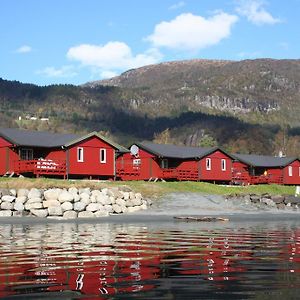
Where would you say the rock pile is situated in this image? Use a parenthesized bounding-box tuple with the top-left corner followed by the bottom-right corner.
(0, 186, 149, 219)
(226, 193, 300, 210)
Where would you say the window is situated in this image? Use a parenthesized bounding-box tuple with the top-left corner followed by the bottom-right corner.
(161, 159, 168, 169)
(100, 148, 106, 164)
(299, 167, 300, 177)
(20, 148, 33, 160)
(206, 158, 211, 170)
(288, 166, 293, 177)
(221, 159, 226, 171)
(77, 147, 84, 162)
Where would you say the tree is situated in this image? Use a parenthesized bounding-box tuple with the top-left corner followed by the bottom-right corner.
(199, 135, 217, 147)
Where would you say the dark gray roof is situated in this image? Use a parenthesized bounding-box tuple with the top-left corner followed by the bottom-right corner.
(233, 153, 298, 167)
(136, 141, 220, 159)
(0, 128, 129, 152)
(0, 127, 80, 148)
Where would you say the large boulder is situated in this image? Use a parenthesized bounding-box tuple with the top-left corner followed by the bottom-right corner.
(14, 202, 25, 211)
(58, 191, 74, 203)
(15, 196, 27, 204)
(0, 210, 12, 217)
(61, 202, 73, 212)
(78, 211, 94, 218)
(27, 197, 42, 204)
(17, 189, 29, 197)
(44, 188, 61, 201)
(28, 188, 41, 199)
(74, 201, 86, 212)
(86, 203, 101, 212)
(48, 206, 63, 216)
(1, 195, 16, 202)
(1, 202, 13, 210)
(31, 209, 48, 218)
(25, 202, 43, 210)
(63, 211, 77, 219)
(43, 200, 61, 208)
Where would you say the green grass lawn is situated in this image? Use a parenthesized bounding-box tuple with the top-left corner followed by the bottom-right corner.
(0, 178, 296, 198)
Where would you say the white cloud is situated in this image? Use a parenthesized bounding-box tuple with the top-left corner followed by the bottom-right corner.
(16, 45, 32, 53)
(146, 12, 238, 51)
(237, 51, 261, 59)
(236, 0, 281, 25)
(37, 65, 77, 78)
(66, 41, 162, 78)
(169, 1, 185, 10)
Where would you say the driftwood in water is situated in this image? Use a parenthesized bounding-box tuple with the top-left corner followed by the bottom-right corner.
(174, 216, 229, 222)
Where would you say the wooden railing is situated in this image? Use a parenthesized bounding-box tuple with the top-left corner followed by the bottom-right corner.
(177, 169, 199, 181)
(162, 168, 177, 179)
(14, 159, 66, 177)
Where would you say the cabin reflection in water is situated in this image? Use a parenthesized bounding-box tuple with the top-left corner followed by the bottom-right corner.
(0, 223, 299, 299)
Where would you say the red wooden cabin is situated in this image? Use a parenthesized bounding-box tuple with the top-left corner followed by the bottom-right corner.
(116, 142, 234, 183)
(232, 153, 300, 185)
(0, 127, 128, 179)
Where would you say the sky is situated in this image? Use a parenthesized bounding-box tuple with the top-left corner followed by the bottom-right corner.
(0, 0, 299, 86)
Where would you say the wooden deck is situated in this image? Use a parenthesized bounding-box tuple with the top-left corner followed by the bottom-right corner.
(14, 159, 66, 178)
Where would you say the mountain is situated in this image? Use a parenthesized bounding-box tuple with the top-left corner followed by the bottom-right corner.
(88, 58, 300, 126)
(1, 58, 300, 156)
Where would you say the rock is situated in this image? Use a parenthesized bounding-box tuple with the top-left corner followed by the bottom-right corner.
(112, 204, 122, 214)
(0, 189, 11, 196)
(94, 211, 109, 217)
(129, 192, 135, 199)
(14, 202, 25, 211)
(61, 202, 73, 211)
(80, 192, 90, 202)
(17, 189, 29, 197)
(9, 189, 17, 196)
(15, 196, 27, 204)
(0, 210, 12, 217)
(121, 206, 128, 213)
(27, 197, 42, 204)
(97, 194, 110, 205)
(271, 195, 285, 204)
(28, 188, 41, 199)
(1, 202, 13, 210)
(73, 194, 81, 202)
(250, 195, 260, 203)
(48, 206, 63, 216)
(116, 198, 126, 207)
(43, 200, 61, 208)
(44, 188, 61, 201)
(63, 211, 77, 219)
(25, 202, 43, 210)
(123, 192, 130, 200)
(1, 195, 16, 202)
(79, 188, 91, 195)
(277, 203, 286, 210)
(13, 211, 28, 217)
(284, 196, 300, 205)
(74, 201, 86, 212)
(109, 196, 116, 205)
(108, 188, 124, 199)
(127, 206, 142, 213)
(104, 205, 113, 213)
(101, 188, 108, 195)
(58, 191, 74, 203)
(132, 198, 142, 206)
(68, 187, 78, 196)
(126, 200, 134, 207)
(31, 209, 48, 218)
(78, 211, 94, 218)
(261, 198, 276, 207)
(86, 203, 101, 212)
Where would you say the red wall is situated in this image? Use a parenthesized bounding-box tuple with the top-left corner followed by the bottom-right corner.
(199, 150, 232, 181)
(283, 160, 300, 185)
(64, 136, 116, 177)
(0, 137, 19, 175)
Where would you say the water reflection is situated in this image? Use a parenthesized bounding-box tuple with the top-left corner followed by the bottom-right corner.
(0, 221, 299, 299)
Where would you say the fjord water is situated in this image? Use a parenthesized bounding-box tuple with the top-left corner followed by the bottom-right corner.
(0, 193, 299, 299)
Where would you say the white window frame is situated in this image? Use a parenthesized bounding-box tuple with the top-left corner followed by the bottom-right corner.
(100, 148, 106, 164)
(288, 165, 293, 177)
(221, 159, 226, 171)
(206, 158, 211, 171)
(77, 147, 84, 162)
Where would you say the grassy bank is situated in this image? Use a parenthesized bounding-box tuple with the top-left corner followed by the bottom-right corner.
(0, 178, 297, 198)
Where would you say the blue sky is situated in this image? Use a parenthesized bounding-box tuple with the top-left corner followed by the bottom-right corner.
(1, 0, 299, 86)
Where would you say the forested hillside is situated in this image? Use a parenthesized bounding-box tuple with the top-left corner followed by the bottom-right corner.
(1, 58, 300, 156)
